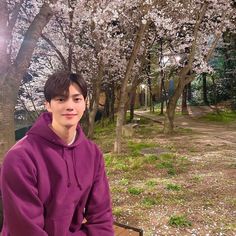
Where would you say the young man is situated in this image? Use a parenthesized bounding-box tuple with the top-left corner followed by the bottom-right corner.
(1, 71, 114, 235)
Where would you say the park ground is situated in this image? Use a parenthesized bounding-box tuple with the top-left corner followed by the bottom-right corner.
(94, 107, 236, 236)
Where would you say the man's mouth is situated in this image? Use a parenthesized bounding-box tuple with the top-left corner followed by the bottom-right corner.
(62, 114, 77, 117)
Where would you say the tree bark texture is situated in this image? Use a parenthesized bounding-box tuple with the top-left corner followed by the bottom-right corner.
(0, 2, 57, 160)
(164, 78, 186, 133)
(182, 85, 188, 114)
(88, 59, 104, 139)
(202, 73, 209, 105)
(114, 22, 148, 153)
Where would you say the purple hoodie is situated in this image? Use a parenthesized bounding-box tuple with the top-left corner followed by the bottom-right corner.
(1, 112, 114, 236)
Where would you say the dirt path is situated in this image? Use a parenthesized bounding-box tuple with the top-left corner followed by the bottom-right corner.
(117, 110, 236, 235)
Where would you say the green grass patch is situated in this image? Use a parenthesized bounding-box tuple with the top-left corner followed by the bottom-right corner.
(144, 155, 159, 164)
(119, 178, 129, 186)
(155, 153, 190, 176)
(146, 180, 158, 187)
(128, 187, 143, 195)
(166, 183, 181, 191)
(128, 141, 156, 156)
(94, 119, 116, 134)
(191, 175, 204, 183)
(138, 125, 162, 136)
(104, 154, 130, 171)
(200, 111, 236, 123)
(113, 207, 123, 217)
(225, 197, 236, 207)
(111, 186, 126, 194)
(142, 197, 159, 207)
(228, 163, 236, 169)
(168, 214, 192, 227)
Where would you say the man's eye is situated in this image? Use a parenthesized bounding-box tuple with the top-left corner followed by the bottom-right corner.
(75, 97, 82, 102)
(56, 98, 65, 102)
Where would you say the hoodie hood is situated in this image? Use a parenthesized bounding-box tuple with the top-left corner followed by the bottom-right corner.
(28, 112, 85, 148)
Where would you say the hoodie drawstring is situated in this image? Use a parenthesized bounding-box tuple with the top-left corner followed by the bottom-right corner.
(72, 150, 82, 190)
(63, 148, 82, 190)
(62, 148, 72, 187)
(65, 159, 72, 187)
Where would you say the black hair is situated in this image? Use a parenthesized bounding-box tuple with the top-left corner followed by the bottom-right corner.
(44, 71, 87, 102)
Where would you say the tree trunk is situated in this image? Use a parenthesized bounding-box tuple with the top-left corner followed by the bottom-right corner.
(87, 58, 104, 138)
(202, 73, 209, 105)
(114, 21, 148, 153)
(182, 85, 188, 114)
(104, 88, 110, 118)
(129, 89, 136, 121)
(187, 82, 192, 101)
(164, 2, 224, 134)
(160, 78, 164, 115)
(104, 82, 115, 122)
(164, 78, 185, 133)
(0, 2, 58, 160)
(0, 82, 16, 160)
(109, 85, 115, 122)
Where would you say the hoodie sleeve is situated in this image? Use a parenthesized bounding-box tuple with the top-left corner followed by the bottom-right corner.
(68, 150, 114, 236)
(1, 151, 47, 236)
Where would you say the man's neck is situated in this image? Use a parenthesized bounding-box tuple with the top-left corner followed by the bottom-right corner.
(50, 123, 77, 145)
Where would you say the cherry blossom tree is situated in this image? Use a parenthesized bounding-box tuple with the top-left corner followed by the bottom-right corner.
(2, 0, 234, 157)
(162, 0, 235, 133)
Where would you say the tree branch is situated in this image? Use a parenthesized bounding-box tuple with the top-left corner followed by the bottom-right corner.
(11, 2, 57, 86)
(41, 34, 68, 69)
(184, 3, 208, 74)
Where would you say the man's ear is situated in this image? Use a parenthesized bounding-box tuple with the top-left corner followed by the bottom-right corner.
(45, 101, 52, 112)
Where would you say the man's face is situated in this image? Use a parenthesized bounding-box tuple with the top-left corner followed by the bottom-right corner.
(45, 83, 86, 131)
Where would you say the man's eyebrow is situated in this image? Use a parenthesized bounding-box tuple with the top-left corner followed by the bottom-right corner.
(72, 93, 83, 97)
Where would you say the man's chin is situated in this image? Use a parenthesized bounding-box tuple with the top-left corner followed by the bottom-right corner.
(64, 123, 77, 129)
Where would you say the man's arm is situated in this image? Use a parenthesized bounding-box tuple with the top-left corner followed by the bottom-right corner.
(1, 152, 47, 236)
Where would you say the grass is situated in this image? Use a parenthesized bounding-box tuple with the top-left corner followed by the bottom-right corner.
(119, 178, 129, 186)
(113, 207, 123, 217)
(94, 119, 116, 134)
(142, 197, 159, 207)
(155, 153, 190, 176)
(200, 111, 236, 123)
(128, 187, 143, 195)
(168, 214, 192, 227)
(128, 141, 156, 156)
(190, 175, 204, 183)
(144, 155, 159, 164)
(166, 183, 182, 191)
(146, 180, 158, 187)
(94, 114, 235, 234)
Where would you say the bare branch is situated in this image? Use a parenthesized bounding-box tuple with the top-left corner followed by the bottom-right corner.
(41, 34, 68, 70)
(187, 3, 208, 69)
(12, 2, 57, 86)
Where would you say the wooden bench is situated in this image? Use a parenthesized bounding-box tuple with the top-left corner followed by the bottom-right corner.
(114, 222, 143, 236)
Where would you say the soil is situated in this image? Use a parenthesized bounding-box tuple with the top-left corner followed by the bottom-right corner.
(110, 108, 236, 236)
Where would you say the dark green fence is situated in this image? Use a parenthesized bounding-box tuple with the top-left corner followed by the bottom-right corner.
(15, 126, 32, 141)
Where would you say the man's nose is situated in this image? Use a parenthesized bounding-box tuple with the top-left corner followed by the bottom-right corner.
(65, 99, 74, 111)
